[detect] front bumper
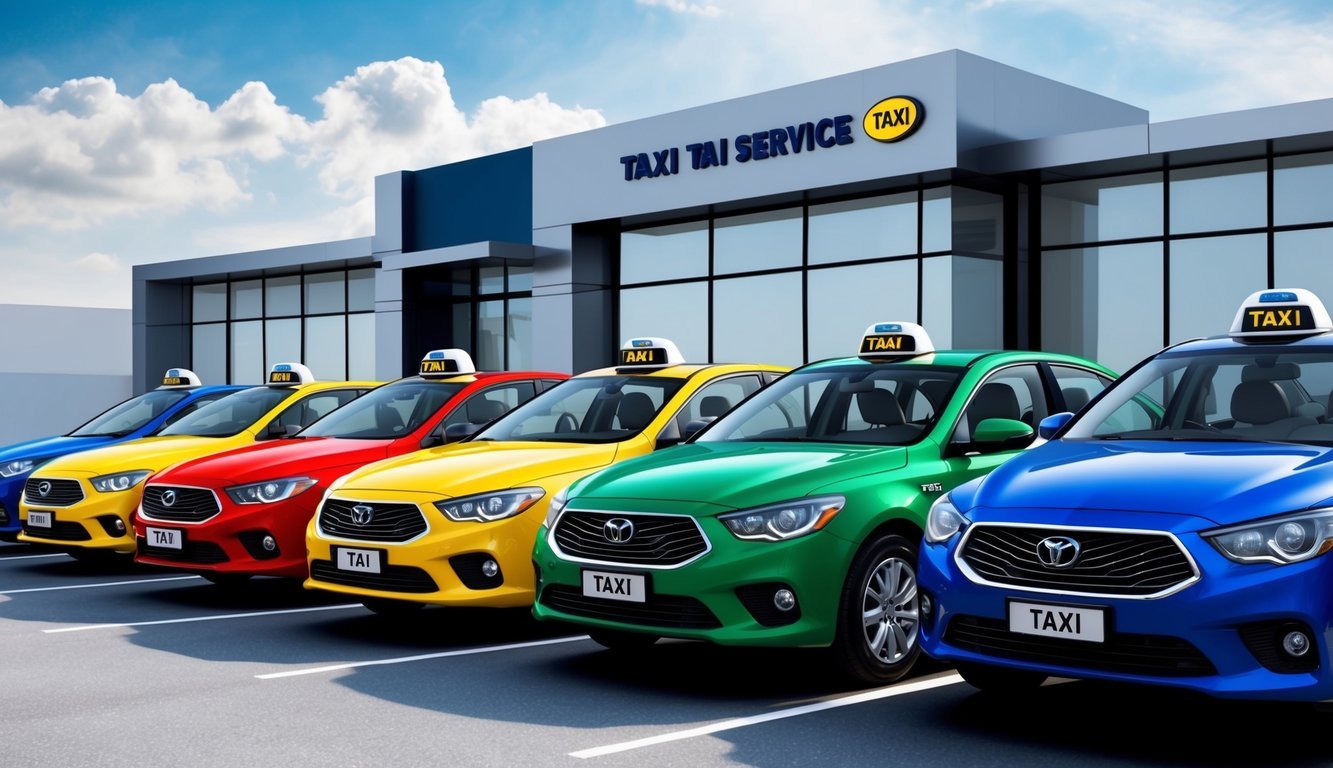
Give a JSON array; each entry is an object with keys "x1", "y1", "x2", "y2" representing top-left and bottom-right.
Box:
[
  {"x1": 134, "y1": 492, "x2": 316, "y2": 578},
  {"x1": 18, "y1": 476, "x2": 137, "y2": 553}
]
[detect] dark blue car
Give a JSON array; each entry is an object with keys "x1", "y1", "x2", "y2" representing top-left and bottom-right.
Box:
[
  {"x1": 0, "y1": 369, "x2": 244, "y2": 540},
  {"x1": 919, "y1": 289, "x2": 1333, "y2": 703}
]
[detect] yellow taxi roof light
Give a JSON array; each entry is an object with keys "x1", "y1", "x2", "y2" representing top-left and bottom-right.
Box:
[
  {"x1": 267, "y1": 362, "x2": 316, "y2": 387},
  {"x1": 858, "y1": 322, "x2": 934, "y2": 359},
  {"x1": 1229, "y1": 289, "x2": 1333, "y2": 339},
  {"x1": 158, "y1": 368, "x2": 202, "y2": 389},
  {"x1": 617, "y1": 337, "x2": 685, "y2": 369},
  {"x1": 419, "y1": 349, "x2": 477, "y2": 377}
]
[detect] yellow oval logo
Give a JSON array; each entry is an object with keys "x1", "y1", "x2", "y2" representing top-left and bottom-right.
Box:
[{"x1": 863, "y1": 96, "x2": 924, "y2": 143}]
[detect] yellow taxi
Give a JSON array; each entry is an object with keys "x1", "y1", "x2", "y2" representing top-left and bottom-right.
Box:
[
  {"x1": 20, "y1": 363, "x2": 379, "y2": 559},
  {"x1": 304, "y1": 338, "x2": 787, "y2": 614}
]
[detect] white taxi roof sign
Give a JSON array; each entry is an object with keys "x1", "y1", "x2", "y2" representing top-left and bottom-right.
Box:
[
  {"x1": 617, "y1": 337, "x2": 684, "y2": 370},
  {"x1": 158, "y1": 368, "x2": 202, "y2": 389},
  {"x1": 1229, "y1": 289, "x2": 1333, "y2": 339},
  {"x1": 419, "y1": 349, "x2": 477, "y2": 377},
  {"x1": 859, "y1": 322, "x2": 934, "y2": 359},
  {"x1": 266, "y1": 362, "x2": 315, "y2": 387}
]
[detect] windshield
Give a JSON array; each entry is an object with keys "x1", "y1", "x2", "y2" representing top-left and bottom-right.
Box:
[
  {"x1": 300, "y1": 380, "x2": 463, "y2": 439},
  {"x1": 1063, "y1": 346, "x2": 1333, "y2": 445},
  {"x1": 67, "y1": 390, "x2": 192, "y2": 437},
  {"x1": 158, "y1": 387, "x2": 292, "y2": 438},
  {"x1": 474, "y1": 376, "x2": 686, "y2": 443},
  {"x1": 698, "y1": 363, "x2": 961, "y2": 445}
]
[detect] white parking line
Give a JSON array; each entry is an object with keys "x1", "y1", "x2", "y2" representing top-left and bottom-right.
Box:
[
  {"x1": 0, "y1": 575, "x2": 200, "y2": 594},
  {"x1": 255, "y1": 635, "x2": 589, "y2": 679},
  {"x1": 0, "y1": 553, "x2": 68, "y2": 561},
  {"x1": 569, "y1": 672, "x2": 964, "y2": 759},
  {"x1": 43, "y1": 603, "x2": 363, "y2": 633}
]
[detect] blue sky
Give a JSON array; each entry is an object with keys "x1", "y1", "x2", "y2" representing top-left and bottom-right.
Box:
[{"x1": 2, "y1": 0, "x2": 1333, "y2": 308}]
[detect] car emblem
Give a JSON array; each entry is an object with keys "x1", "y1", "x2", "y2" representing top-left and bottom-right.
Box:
[
  {"x1": 1036, "y1": 536, "x2": 1081, "y2": 569},
  {"x1": 603, "y1": 518, "x2": 635, "y2": 544},
  {"x1": 161, "y1": 490, "x2": 177, "y2": 507},
  {"x1": 37, "y1": 481, "x2": 51, "y2": 497},
  {"x1": 350, "y1": 504, "x2": 375, "y2": 526}
]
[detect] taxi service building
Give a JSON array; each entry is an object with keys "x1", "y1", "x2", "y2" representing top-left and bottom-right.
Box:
[{"x1": 132, "y1": 49, "x2": 1333, "y2": 387}]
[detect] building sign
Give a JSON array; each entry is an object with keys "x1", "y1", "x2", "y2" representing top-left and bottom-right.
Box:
[{"x1": 863, "y1": 96, "x2": 924, "y2": 143}]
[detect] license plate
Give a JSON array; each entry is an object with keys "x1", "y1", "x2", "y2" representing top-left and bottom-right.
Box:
[
  {"x1": 334, "y1": 547, "x2": 382, "y2": 574},
  {"x1": 146, "y1": 527, "x2": 182, "y2": 550},
  {"x1": 581, "y1": 570, "x2": 647, "y2": 603},
  {"x1": 27, "y1": 511, "x2": 51, "y2": 528},
  {"x1": 1009, "y1": 600, "x2": 1105, "y2": 643}
]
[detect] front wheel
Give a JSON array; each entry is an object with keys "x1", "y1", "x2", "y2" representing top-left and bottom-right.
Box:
[
  {"x1": 956, "y1": 662, "x2": 1047, "y2": 693},
  {"x1": 588, "y1": 627, "x2": 659, "y2": 651},
  {"x1": 832, "y1": 533, "x2": 921, "y2": 686}
]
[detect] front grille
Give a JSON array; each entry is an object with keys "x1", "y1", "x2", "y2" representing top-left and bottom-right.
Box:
[
  {"x1": 317, "y1": 499, "x2": 427, "y2": 543},
  {"x1": 141, "y1": 486, "x2": 221, "y2": 522},
  {"x1": 540, "y1": 584, "x2": 721, "y2": 629},
  {"x1": 553, "y1": 510, "x2": 708, "y2": 566},
  {"x1": 944, "y1": 614, "x2": 1216, "y2": 677},
  {"x1": 23, "y1": 477, "x2": 83, "y2": 507},
  {"x1": 137, "y1": 538, "x2": 229, "y2": 564},
  {"x1": 959, "y1": 524, "x2": 1196, "y2": 596},
  {"x1": 0, "y1": 502, "x2": 8, "y2": 525},
  {"x1": 23, "y1": 519, "x2": 90, "y2": 541},
  {"x1": 310, "y1": 559, "x2": 438, "y2": 593}
]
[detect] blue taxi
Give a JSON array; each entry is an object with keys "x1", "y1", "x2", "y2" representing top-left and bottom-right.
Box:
[
  {"x1": 0, "y1": 369, "x2": 243, "y2": 541},
  {"x1": 919, "y1": 288, "x2": 1333, "y2": 703}
]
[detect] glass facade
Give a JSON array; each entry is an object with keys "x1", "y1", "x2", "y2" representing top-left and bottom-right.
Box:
[{"x1": 423, "y1": 260, "x2": 534, "y2": 372}]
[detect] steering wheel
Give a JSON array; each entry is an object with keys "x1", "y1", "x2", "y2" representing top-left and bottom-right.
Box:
[{"x1": 555, "y1": 413, "x2": 579, "y2": 433}]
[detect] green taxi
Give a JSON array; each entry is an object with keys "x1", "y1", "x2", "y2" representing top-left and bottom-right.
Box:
[{"x1": 532, "y1": 322, "x2": 1117, "y2": 685}]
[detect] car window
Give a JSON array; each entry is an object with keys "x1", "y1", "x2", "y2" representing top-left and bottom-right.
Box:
[
  {"x1": 154, "y1": 392, "x2": 233, "y2": 432},
  {"x1": 158, "y1": 387, "x2": 292, "y2": 437},
  {"x1": 443, "y1": 382, "x2": 538, "y2": 429},
  {"x1": 953, "y1": 365, "x2": 1047, "y2": 444},
  {"x1": 67, "y1": 389, "x2": 191, "y2": 437},
  {"x1": 673, "y1": 375, "x2": 762, "y2": 433},
  {"x1": 274, "y1": 389, "x2": 361, "y2": 431},
  {"x1": 1049, "y1": 365, "x2": 1113, "y2": 414},
  {"x1": 475, "y1": 376, "x2": 686, "y2": 443},
  {"x1": 300, "y1": 381, "x2": 465, "y2": 439}
]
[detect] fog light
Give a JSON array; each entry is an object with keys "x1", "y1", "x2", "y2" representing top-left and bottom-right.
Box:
[
  {"x1": 1283, "y1": 631, "x2": 1311, "y2": 657},
  {"x1": 262, "y1": 535, "x2": 277, "y2": 552},
  {"x1": 114, "y1": 519, "x2": 126, "y2": 533},
  {"x1": 920, "y1": 593, "x2": 934, "y2": 618},
  {"x1": 773, "y1": 588, "x2": 796, "y2": 612},
  {"x1": 481, "y1": 559, "x2": 499, "y2": 578}
]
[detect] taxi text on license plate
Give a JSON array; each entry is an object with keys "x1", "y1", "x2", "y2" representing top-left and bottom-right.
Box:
[
  {"x1": 1008, "y1": 600, "x2": 1105, "y2": 643},
  {"x1": 581, "y1": 570, "x2": 646, "y2": 603},
  {"x1": 335, "y1": 547, "x2": 382, "y2": 574},
  {"x1": 27, "y1": 511, "x2": 52, "y2": 528},
  {"x1": 146, "y1": 527, "x2": 182, "y2": 550}
]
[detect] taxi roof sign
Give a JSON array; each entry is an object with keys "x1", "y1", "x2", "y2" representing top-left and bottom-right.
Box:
[
  {"x1": 158, "y1": 368, "x2": 202, "y2": 389},
  {"x1": 266, "y1": 362, "x2": 315, "y2": 387},
  {"x1": 859, "y1": 321, "x2": 934, "y2": 359},
  {"x1": 1229, "y1": 288, "x2": 1332, "y2": 339},
  {"x1": 617, "y1": 337, "x2": 685, "y2": 370},
  {"x1": 419, "y1": 349, "x2": 477, "y2": 377}
]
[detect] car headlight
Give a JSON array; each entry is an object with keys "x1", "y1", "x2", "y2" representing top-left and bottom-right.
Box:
[
  {"x1": 925, "y1": 493, "x2": 968, "y2": 544},
  {"x1": 545, "y1": 486, "x2": 570, "y2": 529},
  {"x1": 1206, "y1": 509, "x2": 1333, "y2": 565},
  {"x1": 91, "y1": 470, "x2": 153, "y2": 493},
  {"x1": 0, "y1": 460, "x2": 35, "y2": 478},
  {"x1": 434, "y1": 487, "x2": 546, "y2": 523},
  {"x1": 718, "y1": 496, "x2": 844, "y2": 542},
  {"x1": 226, "y1": 477, "x2": 317, "y2": 505}
]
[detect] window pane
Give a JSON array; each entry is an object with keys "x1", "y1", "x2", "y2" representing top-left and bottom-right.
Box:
[
  {"x1": 479, "y1": 265, "x2": 505, "y2": 294},
  {"x1": 191, "y1": 324, "x2": 227, "y2": 385},
  {"x1": 953, "y1": 188, "x2": 1004, "y2": 256},
  {"x1": 1168, "y1": 234, "x2": 1267, "y2": 343},
  {"x1": 266, "y1": 275, "x2": 301, "y2": 316},
  {"x1": 193, "y1": 284, "x2": 227, "y2": 323},
  {"x1": 1275, "y1": 152, "x2": 1333, "y2": 226},
  {"x1": 809, "y1": 193, "x2": 916, "y2": 265},
  {"x1": 1041, "y1": 243, "x2": 1163, "y2": 375},
  {"x1": 507, "y1": 263, "x2": 533, "y2": 293},
  {"x1": 304, "y1": 316, "x2": 347, "y2": 380},
  {"x1": 1275, "y1": 229, "x2": 1333, "y2": 302},
  {"x1": 305, "y1": 272, "x2": 346, "y2": 314},
  {"x1": 347, "y1": 269, "x2": 375, "y2": 312},
  {"x1": 477, "y1": 300, "x2": 505, "y2": 371},
  {"x1": 507, "y1": 297, "x2": 532, "y2": 371},
  {"x1": 451, "y1": 302, "x2": 472, "y2": 352},
  {"x1": 348, "y1": 313, "x2": 376, "y2": 380},
  {"x1": 713, "y1": 272, "x2": 803, "y2": 367},
  {"x1": 1050, "y1": 365, "x2": 1113, "y2": 413},
  {"x1": 713, "y1": 208, "x2": 802, "y2": 274},
  {"x1": 807, "y1": 261, "x2": 919, "y2": 361},
  {"x1": 922, "y1": 187, "x2": 951, "y2": 252},
  {"x1": 619, "y1": 282, "x2": 709, "y2": 363},
  {"x1": 1042, "y1": 173, "x2": 1163, "y2": 245},
  {"x1": 621, "y1": 221, "x2": 708, "y2": 284},
  {"x1": 230, "y1": 279, "x2": 262, "y2": 319},
  {"x1": 265, "y1": 318, "x2": 301, "y2": 371},
  {"x1": 1169, "y1": 160, "x2": 1266, "y2": 234},
  {"x1": 230, "y1": 320, "x2": 263, "y2": 384},
  {"x1": 920, "y1": 255, "x2": 1003, "y2": 349}
]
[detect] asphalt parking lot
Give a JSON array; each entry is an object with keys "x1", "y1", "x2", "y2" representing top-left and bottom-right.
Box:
[{"x1": 3, "y1": 540, "x2": 1331, "y2": 768}]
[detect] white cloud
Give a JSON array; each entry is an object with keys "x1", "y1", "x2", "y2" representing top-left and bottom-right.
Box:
[
  {"x1": 73, "y1": 251, "x2": 120, "y2": 272},
  {"x1": 636, "y1": 0, "x2": 724, "y2": 17}
]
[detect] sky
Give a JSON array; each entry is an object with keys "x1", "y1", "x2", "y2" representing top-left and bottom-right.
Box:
[{"x1": 3, "y1": 0, "x2": 1333, "y2": 309}]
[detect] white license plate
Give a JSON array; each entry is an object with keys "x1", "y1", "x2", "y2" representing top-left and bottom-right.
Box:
[
  {"x1": 335, "y1": 547, "x2": 382, "y2": 574},
  {"x1": 1009, "y1": 600, "x2": 1105, "y2": 643},
  {"x1": 27, "y1": 511, "x2": 52, "y2": 528},
  {"x1": 146, "y1": 527, "x2": 182, "y2": 550},
  {"x1": 581, "y1": 570, "x2": 646, "y2": 603}
]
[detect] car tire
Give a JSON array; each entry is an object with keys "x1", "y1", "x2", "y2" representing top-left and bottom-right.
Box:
[
  {"x1": 361, "y1": 597, "x2": 425, "y2": 617},
  {"x1": 588, "y1": 628, "x2": 659, "y2": 651},
  {"x1": 832, "y1": 533, "x2": 921, "y2": 686},
  {"x1": 956, "y1": 662, "x2": 1048, "y2": 692}
]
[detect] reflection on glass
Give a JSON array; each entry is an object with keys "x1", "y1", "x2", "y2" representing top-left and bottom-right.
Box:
[
  {"x1": 305, "y1": 272, "x2": 346, "y2": 314},
  {"x1": 1041, "y1": 243, "x2": 1163, "y2": 375},
  {"x1": 193, "y1": 284, "x2": 226, "y2": 323},
  {"x1": 1275, "y1": 152, "x2": 1333, "y2": 226},
  {"x1": 191, "y1": 323, "x2": 226, "y2": 386},
  {"x1": 807, "y1": 261, "x2": 918, "y2": 361},
  {"x1": 809, "y1": 193, "x2": 916, "y2": 265},
  {"x1": 714, "y1": 208, "x2": 801, "y2": 274},
  {"x1": 508, "y1": 297, "x2": 532, "y2": 370},
  {"x1": 1041, "y1": 173, "x2": 1163, "y2": 245},
  {"x1": 922, "y1": 187, "x2": 951, "y2": 253},
  {"x1": 952, "y1": 188, "x2": 1004, "y2": 256},
  {"x1": 507, "y1": 263, "x2": 534, "y2": 293},
  {"x1": 477, "y1": 300, "x2": 504, "y2": 371},
  {"x1": 304, "y1": 316, "x2": 347, "y2": 380},
  {"x1": 619, "y1": 282, "x2": 709, "y2": 363},
  {"x1": 265, "y1": 318, "x2": 301, "y2": 371},
  {"x1": 1168, "y1": 234, "x2": 1266, "y2": 343},
  {"x1": 479, "y1": 265, "x2": 505, "y2": 294},
  {"x1": 451, "y1": 303, "x2": 472, "y2": 352},
  {"x1": 713, "y1": 273, "x2": 803, "y2": 366},
  {"x1": 230, "y1": 280, "x2": 262, "y2": 319},
  {"x1": 1169, "y1": 161, "x2": 1265, "y2": 234},
  {"x1": 621, "y1": 221, "x2": 708, "y2": 284},
  {"x1": 1276, "y1": 229, "x2": 1333, "y2": 303},
  {"x1": 348, "y1": 313, "x2": 376, "y2": 380},
  {"x1": 265, "y1": 275, "x2": 301, "y2": 317},
  {"x1": 347, "y1": 269, "x2": 375, "y2": 312},
  {"x1": 230, "y1": 321, "x2": 263, "y2": 384},
  {"x1": 921, "y1": 255, "x2": 1002, "y2": 349}
]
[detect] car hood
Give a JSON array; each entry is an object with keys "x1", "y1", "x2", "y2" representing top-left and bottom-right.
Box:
[
  {"x1": 967, "y1": 439, "x2": 1333, "y2": 526},
  {"x1": 335, "y1": 440, "x2": 620, "y2": 498},
  {"x1": 154, "y1": 437, "x2": 396, "y2": 486},
  {"x1": 0, "y1": 434, "x2": 119, "y2": 465},
  {"x1": 571, "y1": 441, "x2": 909, "y2": 509},
  {"x1": 31, "y1": 435, "x2": 246, "y2": 476}
]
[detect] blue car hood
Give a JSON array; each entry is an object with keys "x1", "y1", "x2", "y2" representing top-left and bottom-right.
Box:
[
  {"x1": 0, "y1": 434, "x2": 117, "y2": 465},
  {"x1": 968, "y1": 439, "x2": 1333, "y2": 526}
]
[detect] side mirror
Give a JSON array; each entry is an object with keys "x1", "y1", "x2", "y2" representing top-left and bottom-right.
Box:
[
  {"x1": 419, "y1": 431, "x2": 446, "y2": 449},
  {"x1": 972, "y1": 418, "x2": 1035, "y2": 451},
  {"x1": 264, "y1": 422, "x2": 301, "y2": 440},
  {"x1": 1038, "y1": 412, "x2": 1075, "y2": 440},
  {"x1": 682, "y1": 417, "x2": 715, "y2": 441},
  {"x1": 443, "y1": 422, "x2": 482, "y2": 443},
  {"x1": 654, "y1": 419, "x2": 683, "y2": 450}
]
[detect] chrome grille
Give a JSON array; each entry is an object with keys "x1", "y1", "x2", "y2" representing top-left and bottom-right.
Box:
[
  {"x1": 552, "y1": 510, "x2": 708, "y2": 566},
  {"x1": 318, "y1": 498, "x2": 427, "y2": 542},
  {"x1": 958, "y1": 524, "x2": 1197, "y2": 597},
  {"x1": 23, "y1": 477, "x2": 83, "y2": 507},
  {"x1": 141, "y1": 486, "x2": 221, "y2": 522}
]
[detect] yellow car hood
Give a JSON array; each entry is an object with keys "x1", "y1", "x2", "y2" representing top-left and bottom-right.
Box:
[{"x1": 35, "y1": 434, "x2": 250, "y2": 476}]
